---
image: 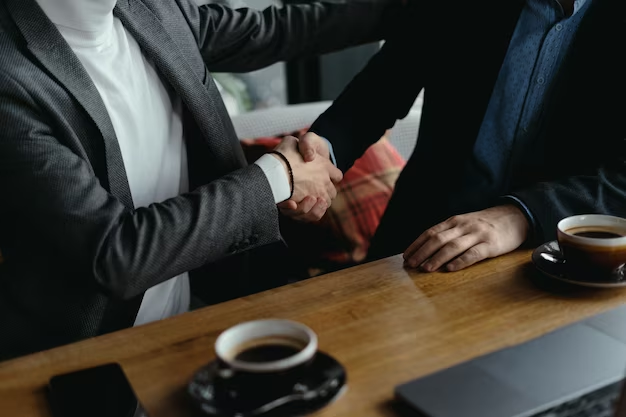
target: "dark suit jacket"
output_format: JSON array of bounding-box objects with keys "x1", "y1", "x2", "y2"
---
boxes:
[
  {"x1": 0, "y1": 0, "x2": 398, "y2": 360},
  {"x1": 311, "y1": 0, "x2": 626, "y2": 259}
]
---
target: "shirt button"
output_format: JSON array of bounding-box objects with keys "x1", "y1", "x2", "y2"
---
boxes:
[
  {"x1": 555, "y1": 23, "x2": 563, "y2": 31},
  {"x1": 537, "y1": 76, "x2": 545, "y2": 85}
]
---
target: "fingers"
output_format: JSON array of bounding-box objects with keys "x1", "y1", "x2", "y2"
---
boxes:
[
  {"x1": 298, "y1": 133, "x2": 318, "y2": 162},
  {"x1": 404, "y1": 225, "x2": 465, "y2": 269},
  {"x1": 280, "y1": 197, "x2": 328, "y2": 222},
  {"x1": 420, "y1": 233, "x2": 482, "y2": 272},
  {"x1": 299, "y1": 132, "x2": 332, "y2": 163},
  {"x1": 304, "y1": 198, "x2": 329, "y2": 222},
  {"x1": 403, "y1": 219, "x2": 457, "y2": 265},
  {"x1": 446, "y1": 243, "x2": 491, "y2": 271},
  {"x1": 329, "y1": 165, "x2": 343, "y2": 183},
  {"x1": 277, "y1": 200, "x2": 297, "y2": 211},
  {"x1": 286, "y1": 196, "x2": 317, "y2": 216},
  {"x1": 327, "y1": 181, "x2": 337, "y2": 201}
]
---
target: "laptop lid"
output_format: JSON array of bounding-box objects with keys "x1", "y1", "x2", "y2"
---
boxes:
[{"x1": 395, "y1": 305, "x2": 626, "y2": 417}]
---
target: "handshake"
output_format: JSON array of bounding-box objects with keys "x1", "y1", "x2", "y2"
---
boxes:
[{"x1": 269, "y1": 132, "x2": 342, "y2": 222}]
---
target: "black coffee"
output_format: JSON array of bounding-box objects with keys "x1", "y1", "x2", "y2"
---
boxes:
[
  {"x1": 573, "y1": 231, "x2": 623, "y2": 239},
  {"x1": 234, "y1": 344, "x2": 301, "y2": 363},
  {"x1": 230, "y1": 335, "x2": 305, "y2": 363},
  {"x1": 566, "y1": 226, "x2": 626, "y2": 239}
]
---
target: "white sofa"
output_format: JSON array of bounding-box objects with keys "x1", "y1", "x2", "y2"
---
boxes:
[{"x1": 230, "y1": 100, "x2": 421, "y2": 161}]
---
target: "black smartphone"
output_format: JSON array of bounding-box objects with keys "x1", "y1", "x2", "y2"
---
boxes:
[{"x1": 47, "y1": 362, "x2": 149, "y2": 417}]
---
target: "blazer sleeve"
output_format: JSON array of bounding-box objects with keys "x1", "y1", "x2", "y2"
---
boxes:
[
  {"x1": 510, "y1": 164, "x2": 626, "y2": 244},
  {"x1": 309, "y1": 2, "x2": 429, "y2": 172},
  {"x1": 176, "y1": 0, "x2": 405, "y2": 73},
  {"x1": 0, "y1": 72, "x2": 281, "y2": 301}
]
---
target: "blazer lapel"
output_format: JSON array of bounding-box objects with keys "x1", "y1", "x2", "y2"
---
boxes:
[
  {"x1": 5, "y1": 0, "x2": 135, "y2": 209},
  {"x1": 114, "y1": 0, "x2": 246, "y2": 171}
]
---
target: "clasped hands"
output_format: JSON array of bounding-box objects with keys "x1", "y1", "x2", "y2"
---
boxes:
[{"x1": 270, "y1": 133, "x2": 341, "y2": 222}]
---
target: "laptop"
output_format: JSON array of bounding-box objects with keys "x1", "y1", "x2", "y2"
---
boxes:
[{"x1": 395, "y1": 304, "x2": 626, "y2": 417}]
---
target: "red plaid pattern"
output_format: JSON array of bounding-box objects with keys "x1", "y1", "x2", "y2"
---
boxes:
[
  {"x1": 322, "y1": 138, "x2": 405, "y2": 263},
  {"x1": 240, "y1": 128, "x2": 406, "y2": 275}
]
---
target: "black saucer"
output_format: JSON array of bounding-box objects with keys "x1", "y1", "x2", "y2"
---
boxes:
[
  {"x1": 531, "y1": 241, "x2": 626, "y2": 288},
  {"x1": 188, "y1": 351, "x2": 347, "y2": 417}
]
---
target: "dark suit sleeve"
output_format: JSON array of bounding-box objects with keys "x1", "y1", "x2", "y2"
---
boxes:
[
  {"x1": 0, "y1": 73, "x2": 281, "y2": 301},
  {"x1": 176, "y1": 0, "x2": 404, "y2": 73},
  {"x1": 510, "y1": 166, "x2": 626, "y2": 244},
  {"x1": 309, "y1": 3, "x2": 427, "y2": 172}
]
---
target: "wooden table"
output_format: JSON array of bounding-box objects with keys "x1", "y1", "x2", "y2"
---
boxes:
[{"x1": 2, "y1": 250, "x2": 626, "y2": 417}]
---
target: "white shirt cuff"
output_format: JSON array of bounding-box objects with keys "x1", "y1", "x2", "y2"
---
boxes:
[{"x1": 255, "y1": 153, "x2": 291, "y2": 203}]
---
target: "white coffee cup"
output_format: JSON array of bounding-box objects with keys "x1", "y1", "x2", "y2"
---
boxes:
[
  {"x1": 557, "y1": 214, "x2": 626, "y2": 279},
  {"x1": 215, "y1": 319, "x2": 318, "y2": 373}
]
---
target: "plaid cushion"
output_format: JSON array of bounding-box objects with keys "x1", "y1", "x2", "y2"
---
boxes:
[
  {"x1": 241, "y1": 128, "x2": 406, "y2": 276},
  {"x1": 321, "y1": 137, "x2": 405, "y2": 264}
]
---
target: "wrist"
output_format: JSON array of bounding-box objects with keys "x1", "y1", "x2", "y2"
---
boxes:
[
  {"x1": 498, "y1": 195, "x2": 538, "y2": 246},
  {"x1": 502, "y1": 204, "x2": 530, "y2": 241},
  {"x1": 267, "y1": 151, "x2": 294, "y2": 198},
  {"x1": 269, "y1": 153, "x2": 289, "y2": 177}
]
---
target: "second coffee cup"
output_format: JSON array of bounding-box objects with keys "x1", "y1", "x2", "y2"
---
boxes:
[{"x1": 557, "y1": 214, "x2": 626, "y2": 280}]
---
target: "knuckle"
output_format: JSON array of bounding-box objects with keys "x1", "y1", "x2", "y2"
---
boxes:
[
  {"x1": 425, "y1": 229, "x2": 438, "y2": 239},
  {"x1": 464, "y1": 246, "x2": 483, "y2": 260},
  {"x1": 446, "y1": 239, "x2": 462, "y2": 251},
  {"x1": 433, "y1": 233, "x2": 447, "y2": 245},
  {"x1": 485, "y1": 231, "x2": 499, "y2": 243},
  {"x1": 448, "y1": 215, "x2": 462, "y2": 224}
]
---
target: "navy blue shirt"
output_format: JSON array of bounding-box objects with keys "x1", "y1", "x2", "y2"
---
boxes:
[{"x1": 473, "y1": 0, "x2": 591, "y2": 230}]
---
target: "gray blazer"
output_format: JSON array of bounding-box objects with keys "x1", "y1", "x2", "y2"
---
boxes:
[{"x1": 0, "y1": 0, "x2": 396, "y2": 360}]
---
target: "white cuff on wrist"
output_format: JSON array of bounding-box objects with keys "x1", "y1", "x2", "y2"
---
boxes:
[{"x1": 255, "y1": 154, "x2": 291, "y2": 203}]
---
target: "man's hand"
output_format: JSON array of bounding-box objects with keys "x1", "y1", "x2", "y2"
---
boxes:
[
  {"x1": 271, "y1": 136, "x2": 342, "y2": 222},
  {"x1": 277, "y1": 132, "x2": 340, "y2": 221},
  {"x1": 298, "y1": 131, "x2": 331, "y2": 162},
  {"x1": 403, "y1": 205, "x2": 529, "y2": 272}
]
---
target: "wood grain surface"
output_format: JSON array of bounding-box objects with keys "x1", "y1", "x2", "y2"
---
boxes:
[{"x1": 2, "y1": 251, "x2": 626, "y2": 417}]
